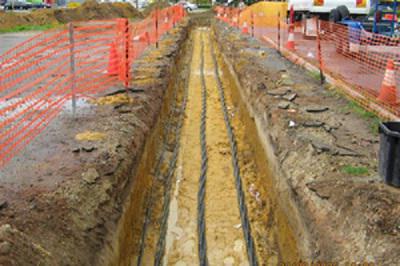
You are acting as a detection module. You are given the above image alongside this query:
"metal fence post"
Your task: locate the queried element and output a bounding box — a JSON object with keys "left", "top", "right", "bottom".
{"left": 251, "top": 11, "right": 254, "bottom": 38}
{"left": 68, "top": 23, "right": 76, "bottom": 117}
{"left": 277, "top": 12, "right": 281, "bottom": 54}
{"left": 172, "top": 7, "right": 176, "bottom": 28}
{"left": 155, "top": 9, "right": 159, "bottom": 48}
{"left": 238, "top": 9, "right": 241, "bottom": 29}
{"left": 124, "top": 18, "right": 131, "bottom": 91}
{"left": 316, "top": 17, "right": 325, "bottom": 84}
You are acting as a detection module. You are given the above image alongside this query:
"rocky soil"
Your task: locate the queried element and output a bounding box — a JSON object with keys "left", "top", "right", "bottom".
{"left": 213, "top": 20, "right": 400, "bottom": 264}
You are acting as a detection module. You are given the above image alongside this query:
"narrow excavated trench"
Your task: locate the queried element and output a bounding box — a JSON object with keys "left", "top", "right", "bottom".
{"left": 112, "top": 24, "right": 300, "bottom": 266}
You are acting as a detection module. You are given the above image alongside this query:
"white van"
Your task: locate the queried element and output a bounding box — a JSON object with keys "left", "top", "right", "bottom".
{"left": 288, "top": 0, "right": 377, "bottom": 20}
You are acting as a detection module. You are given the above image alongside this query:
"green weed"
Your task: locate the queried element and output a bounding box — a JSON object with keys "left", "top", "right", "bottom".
{"left": 0, "top": 24, "right": 59, "bottom": 34}
{"left": 307, "top": 70, "right": 321, "bottom": 81}
{"left": 341, "top": 165, "right": 369, "bottom": 176}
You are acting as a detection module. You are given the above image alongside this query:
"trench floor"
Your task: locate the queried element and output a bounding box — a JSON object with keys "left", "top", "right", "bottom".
{"left": 163, "top": 28, "right": 248, "bottom": 265}
{"left": 136, "top": 27, "right": 298, "bottom": 265}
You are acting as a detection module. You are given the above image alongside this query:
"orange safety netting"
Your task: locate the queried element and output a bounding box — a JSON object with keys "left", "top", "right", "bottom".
{"left": 216, "top": 5, "right": 400, "bottom": 119}
{"left": 0, "top": 5, "right": 186, "bottom": 167}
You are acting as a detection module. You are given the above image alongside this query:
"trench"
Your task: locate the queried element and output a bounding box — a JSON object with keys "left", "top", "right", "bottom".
{"left": 112, "top": 24, "right": 300, "bottom": 266}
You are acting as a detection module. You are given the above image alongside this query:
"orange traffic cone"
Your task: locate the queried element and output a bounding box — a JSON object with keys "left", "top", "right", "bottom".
{"left": 223, "top": 13, "right": 228, "bottom": 23}
{"left": 107, "top": 42, "right": 119, "bottom": 76}
{"left": 233, "top": 16, "right": 238, "bottom": 27}
{"left": 286, "top": 24, "right": 296, "bottom": 51}
{"left": 378, "top": 59, "right": 397, "bottom": 104}
{"left": 242, "top": 21, "right": 249, "bottom": 34}
{"left": 164, "top": 16, "right": 169, "bottom": 30}
{"left": 133, "top": 32, "right": 151, "bottom": 45}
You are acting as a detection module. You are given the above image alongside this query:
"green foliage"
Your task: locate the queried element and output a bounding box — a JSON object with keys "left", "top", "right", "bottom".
{"left": 341, "top": 165, "right": 369, "bottom": 176}
{"left": 308, "top": 70, "right": 322, "bottom": 81}
{"left": 0, "top": 24, "right": 58, "bottom": 33}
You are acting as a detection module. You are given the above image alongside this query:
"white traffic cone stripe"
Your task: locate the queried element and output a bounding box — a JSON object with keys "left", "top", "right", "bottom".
{"left": 383, "top": 70, "right": 396, "bottom": 86}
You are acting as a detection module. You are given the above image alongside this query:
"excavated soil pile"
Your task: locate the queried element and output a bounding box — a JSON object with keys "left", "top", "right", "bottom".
{"left": 213, "top": 20, "right": 400, "bottom": 264}
{"left": 0, "top": 0, "right": 142, "bottom": 31}
{"left": 142, "top": 1, "right": 170, "bottom": 16}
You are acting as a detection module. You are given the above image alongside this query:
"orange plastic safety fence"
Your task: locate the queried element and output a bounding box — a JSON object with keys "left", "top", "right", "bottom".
{"left": 216, "top": 6, "right": 400, "bottom": 118}
{"left": 0, "top": 5, "right": 186, "bottom": 167}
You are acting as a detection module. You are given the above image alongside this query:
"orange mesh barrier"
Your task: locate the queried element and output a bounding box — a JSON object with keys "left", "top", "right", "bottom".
{"left": 216, "top": 6, "right": 400, "bottom": 119}
{"left": 0, "top": 5, "right": 186, "bottom": 167}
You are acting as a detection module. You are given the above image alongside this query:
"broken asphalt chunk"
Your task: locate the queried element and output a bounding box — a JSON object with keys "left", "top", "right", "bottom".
{"left": 306, "top": 106, "right": 329, "bottom": 113}
{"left": 303, "top": 121, "right": 325, "bottom": 128}
{"left": 283, "top": 93, "right": 297, "bottom": 101}
{"left": 267, "top": 88, "right": 290, "bottom": 96}
{"left": 278, "top": 102, "right": 290, "bottom": 110}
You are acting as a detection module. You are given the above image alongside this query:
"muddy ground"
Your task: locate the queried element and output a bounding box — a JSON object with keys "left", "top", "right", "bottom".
{"left": 0, "top": 18, "right": 188, "bottom": 265}
{"left": 0, "top": 0, "right": 142, "bottom": 32}
{"left": 213, "top": 20, "right": 400, "bottom": 264}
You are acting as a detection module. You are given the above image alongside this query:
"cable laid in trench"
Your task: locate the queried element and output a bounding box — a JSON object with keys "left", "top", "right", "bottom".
{"left": 152, "top": 39, "right": 192, "bottom": 266}
{"left": 208, "top": 32, "right": 259, "bottom": 266}
{"left": 197, "top": 33, "right": 209, "bottom": 266}
{"left": 136, "top": 62, "right": 180, "bottom": 266}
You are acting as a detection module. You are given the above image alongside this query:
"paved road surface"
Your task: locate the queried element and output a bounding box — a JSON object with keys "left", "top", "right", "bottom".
{"left": 0, "top": 31, "right": 39, "bottom": 55}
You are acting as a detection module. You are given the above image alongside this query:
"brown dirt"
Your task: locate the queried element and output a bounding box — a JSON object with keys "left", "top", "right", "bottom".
{"left": 0, "top": 19, "right": 188, "bottom": 265}
{"left": 142, "top": 1, "right": 171, "bottom": 17}
{"left": 136, "top": 25, "right": 299, "bottom": 265}
{"left": 0, "top": 0, "right": 142, "bottom": 31}
{"left": 213, "top": 20, "right": 400, "bottom": 264}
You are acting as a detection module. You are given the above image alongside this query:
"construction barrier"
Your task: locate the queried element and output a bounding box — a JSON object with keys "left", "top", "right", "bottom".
{"left": 215, "top": 4, "right": 400, "bottom": 119}
{"left": 0, "top": 5, "right": 186, "bottom": 167}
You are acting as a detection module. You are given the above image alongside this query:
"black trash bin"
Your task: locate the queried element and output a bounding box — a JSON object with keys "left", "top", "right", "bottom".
{"left": 379, "top": 122, "right": 400, "bottom": 187}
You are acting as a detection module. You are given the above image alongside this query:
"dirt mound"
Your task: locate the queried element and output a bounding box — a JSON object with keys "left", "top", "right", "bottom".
{"left": 142, "top": 1, "right": 171, "bottom": 16}
{"left": 0, "top": 0, "right": 142, "bottom": 32}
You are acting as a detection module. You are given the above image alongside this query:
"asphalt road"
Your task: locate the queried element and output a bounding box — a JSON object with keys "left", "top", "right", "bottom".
{"left": 0, "top": 31, "right": 39, "bottom": 55}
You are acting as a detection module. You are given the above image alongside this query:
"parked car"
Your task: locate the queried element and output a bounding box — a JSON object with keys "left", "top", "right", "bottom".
{"left": 179, "top": 1, "right": 198, "bottom": 11}
{"left": 4, "top": 0, "right": 33, "bottom": 10}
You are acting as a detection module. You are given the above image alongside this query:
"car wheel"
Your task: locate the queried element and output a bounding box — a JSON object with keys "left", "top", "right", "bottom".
{"left": 186, "top": 7, "right": 191, "bottom": 12}
{"left": 329, "top": 8, "right": 341, "bottom": 23}
{"left": 337, "top": 5, "right": 350, "bottom": 20}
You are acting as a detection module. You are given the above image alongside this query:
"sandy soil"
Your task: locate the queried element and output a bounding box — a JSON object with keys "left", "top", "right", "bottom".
{"left": 138, "top": 25, "right": 299, "bottom": 265}
{"left": 214, "top": 20, "right": 400, "bottom": 264}
{"left": 162, "top": 28, "right": 202, "bottom": 265}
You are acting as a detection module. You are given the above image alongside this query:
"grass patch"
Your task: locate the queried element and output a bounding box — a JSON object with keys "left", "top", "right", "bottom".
{"left": 0, "top": 24, "right": 59, "bottom": 34}
{"left": 341, "top": 165, "right": 369, "bottom": 176}
{"left": 307, "top": 70, "right": 321, "bottom": 81}
{"left": 345, "top": 101, "right": 381, "bottom": 135}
